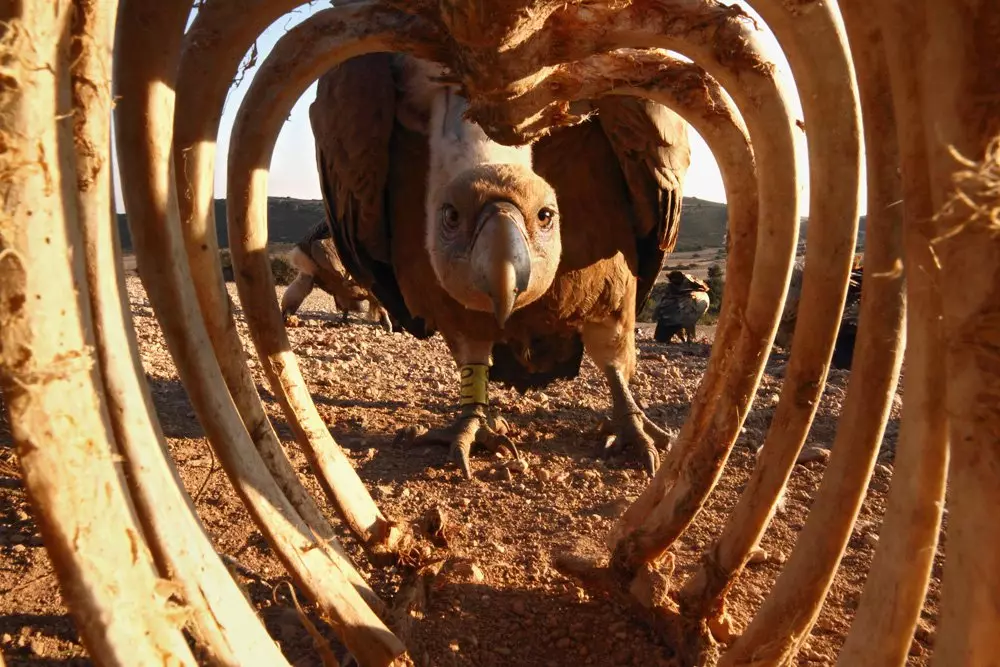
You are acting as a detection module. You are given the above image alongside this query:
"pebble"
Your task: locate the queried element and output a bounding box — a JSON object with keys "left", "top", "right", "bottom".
{"left": 797, "top": 446, "right": 830, "bottom": 464}
{"left": 863, "top": 532, "right": 880, "bottom": 548}
{"left": 12, "top": 544, "right": 26, "bottom": 553}
{"left": 748, "top": 547, "right": 768, "bottom": 565}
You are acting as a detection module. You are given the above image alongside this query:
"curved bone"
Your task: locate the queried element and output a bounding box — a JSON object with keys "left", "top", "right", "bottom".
{"left": 830, "top": 1, "right": 954, "bottom": 664}
{"left": 587, "top": 2, "right": 800, "bottom": 573}
{"left": 173, "top": 0, "right": 370, "bottom": 562}
{"left": 113, "top": 2, "right": 404, "bottom": 663}
{"left": 723, "top": 2, "right": 944, "bottom": 663}
{"left": 70, "top": 2, "right": 292, "bottom": 663}
{"left": 831, "top": 3, "right": 937, "bottom": 665}
{"left": 508, "top": 53, "right": 760, "bottom": 470}
{"left": 0, "top": 2, "right": 195, "bottom": 663}
{"left": 918, "top": 1, "right": 1000, "bottom": 663}
{"left": 223, "top": 4, "right": 439, "bottom": 562}
{"left": 677, "top": 0, "right": 865, "bottom": 630}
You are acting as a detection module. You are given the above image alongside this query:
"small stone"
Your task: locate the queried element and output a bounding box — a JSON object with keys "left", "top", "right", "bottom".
{"left": 507, "top": 458, "right": 529, "bottom": 474}
{"left": 909, "top": 641, "right": 924, "bottom": 657}
{"left": 863, "top": 532, "right": 880, "bottom": 548}
{"left": 533, "top": 468, "right": 552, "bottom": 483}
{"left": 1, "top": 633, "right": 11, "bottom": 645}
{"left": 11, "top": 544, "right": 26, "bottom": 553}
{"left": 707, "top": 612, "right": 735, "bottom": 643}
{"left": 797, "top": 446, "right": 830, "bottom": 464}
{"left": 748, "top": 547, "right": 768, "bottom": 565}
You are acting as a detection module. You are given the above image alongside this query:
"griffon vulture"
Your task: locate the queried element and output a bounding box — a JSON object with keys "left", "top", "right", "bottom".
{"left": 310, "top": 54, "right": 690, "bottom": 477}
{"left": 653, "top": 271, "right": 711, "bottom": 344}
{"left": 280, "top": 220, "right": 395, "bottom": 331}
{"left": 776, "top": 259, "right": 864, "bottom": 370}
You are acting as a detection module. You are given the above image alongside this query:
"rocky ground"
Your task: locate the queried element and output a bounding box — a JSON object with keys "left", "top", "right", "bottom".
{"left": 0, "top": 270, "right": 941, "bottom": 667}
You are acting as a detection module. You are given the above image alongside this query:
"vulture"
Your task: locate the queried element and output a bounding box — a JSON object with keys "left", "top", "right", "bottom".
{"left": 280, "top": 220, "right": 395, "bottom": 331}
{"left": 653, "top": 270, "right": 711, "bottom": 343}
{"left": 775, "top": 258, "right": 865, "bottom": 370}
{"left": 310, "top": 54, "right": 690, "bottom": 476}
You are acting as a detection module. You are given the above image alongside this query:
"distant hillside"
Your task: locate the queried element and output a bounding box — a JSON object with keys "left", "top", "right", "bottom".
{"left": 115, "top": 195, "right": 864, "bottom": 253}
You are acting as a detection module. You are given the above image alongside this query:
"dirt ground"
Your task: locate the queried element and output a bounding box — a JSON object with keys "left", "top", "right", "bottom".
{"left": 0, "top": 264, "right": 942, "bottom": 666}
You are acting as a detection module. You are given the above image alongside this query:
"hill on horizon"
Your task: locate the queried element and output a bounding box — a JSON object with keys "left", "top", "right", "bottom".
{"left": 116, "top": 195, "right": 865, "bottom": 256}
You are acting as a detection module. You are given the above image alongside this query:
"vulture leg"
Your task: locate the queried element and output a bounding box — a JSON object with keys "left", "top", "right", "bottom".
{"left": 587, "top": 321, "right": 671, "bottom": 475}
{"left": 406, "top": 338, "right": 519, "bottom": 479}
{"left": 280, "top": 272, "right": 315, "bottom": 321}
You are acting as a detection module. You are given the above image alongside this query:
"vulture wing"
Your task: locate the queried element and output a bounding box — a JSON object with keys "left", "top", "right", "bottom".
{"left": 594, "top": 96, "right": 690, "bottom": 311}
{"left": 309, "top": 54, "right": 431, "bottom": 338}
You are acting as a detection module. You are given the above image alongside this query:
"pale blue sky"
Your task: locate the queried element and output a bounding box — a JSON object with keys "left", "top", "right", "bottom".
{"left": 113, "top": 2, "right": 868, "bottom": 217}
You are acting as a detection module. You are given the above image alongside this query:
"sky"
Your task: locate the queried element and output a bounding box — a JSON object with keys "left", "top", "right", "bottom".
{"left": 112, "top": 1, "right": 868, "bottom": 217}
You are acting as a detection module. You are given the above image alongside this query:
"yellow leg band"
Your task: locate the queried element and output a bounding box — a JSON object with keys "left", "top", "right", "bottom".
{"left": 459, "top": 364, "right": 489, "bottom": 407}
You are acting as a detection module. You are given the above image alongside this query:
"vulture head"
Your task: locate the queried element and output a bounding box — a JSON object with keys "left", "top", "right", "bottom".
{"left": 427, "top": 163, "right": 562, "bottom": 327}
{"left": 667, "top": 270, "right": 710, "bottom": 293}
{"left": 417, "top": 61, "right": 563, "bottom": 328}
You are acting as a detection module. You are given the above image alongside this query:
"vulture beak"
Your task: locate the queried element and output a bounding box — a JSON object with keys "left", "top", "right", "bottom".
{"left": 470, "top": 200, "right": 532, "bottom": 327}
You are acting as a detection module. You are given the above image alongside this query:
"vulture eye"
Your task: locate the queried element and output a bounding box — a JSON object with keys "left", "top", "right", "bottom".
{"left": 537, "top": 207, "right": 556, "bottom": 228}
{"left": 440, "top": 204, "right": 460, "bottom": 230}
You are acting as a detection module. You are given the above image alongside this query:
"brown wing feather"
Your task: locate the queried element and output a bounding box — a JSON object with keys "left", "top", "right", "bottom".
{"left": 594, "top": 97, "right": 690, "bottom": 310}
{"left": 309, "top": 54, "right": 431, "bottom": 338}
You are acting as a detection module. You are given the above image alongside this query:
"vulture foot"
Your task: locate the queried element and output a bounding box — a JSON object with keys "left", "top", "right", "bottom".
{"left": 402, "top": 405, "right": 520, "bottom": 479}
{"left": 597, "top": 411, "right": 671, "bottom": 475}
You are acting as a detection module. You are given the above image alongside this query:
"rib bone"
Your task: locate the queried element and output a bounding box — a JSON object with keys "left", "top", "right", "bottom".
{"left": 919, "top": 0, "right": 1000, "bottom": 662}
{"left": 678, "top": 0, "right": 866, "bottom": 642}
{"left": 0, "top": 2, "right": 196, "bottom": 663}
{"left": 173, "top": 0, "right": 380, "bottom": 567}
{"left": 113, "top": 1, "right": 405, "bottom": 663}
{"left": 595, "top": 2, "right": 800, "bottom": 577}
{"left": 223, "top": 4, "right": 438, "bottom": 565}
{"left": 71, "top": 1, "right": 293, "bottom": 662}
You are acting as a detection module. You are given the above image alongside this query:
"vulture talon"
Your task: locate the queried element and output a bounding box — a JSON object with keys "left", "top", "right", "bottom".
{"left": 598, "top": 412, "right": 669, "bottom": 476}
{"left": 412, "top": 407, "right": 519, "bottom": 479}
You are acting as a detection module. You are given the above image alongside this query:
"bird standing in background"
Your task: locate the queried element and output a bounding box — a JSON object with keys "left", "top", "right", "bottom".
{"left": 653, "top": 271, "right": 711, "bottom": 344}
{"left": 775, "top": 259, "right": 864, "bottom": 370}
{"left": 310, "top": 53, "right": 691, "bottom": 477}
{"left": 280, "top": 220, "right": 395, "bottom": 332}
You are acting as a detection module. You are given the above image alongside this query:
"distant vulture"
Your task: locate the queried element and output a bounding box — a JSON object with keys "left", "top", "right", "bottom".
{"left": 280, "top": 220, "right": 395, "bottom": 331}
{"left": 311, "top": 54, "right": 690, "bottom": 476}
{"left": 653, "top": 271, "right": 711, "bottom": 343}
{"left": 775, "top": 259, "right": 864, "bottom": 370}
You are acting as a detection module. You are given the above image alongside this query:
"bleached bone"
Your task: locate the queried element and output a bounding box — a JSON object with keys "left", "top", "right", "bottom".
{"left": 173, "top": 0, "right": 391, "bottom": 567}
{"left": 0, "top": 2, "right": 196, "bottom": 663}
{"left": 831, "top": 2, "right": 954, "bottom": 664}
{"left": 113, "top": 2, "right": 405, "bottom": 664}
{"left": 917, "top": 1, "right": 1000, "bottom": 663}
{"left": 584, "top": 6, "right": 801, "bottom": 575}
{"left": 675, "top": 0, "right": 864, "bottom": 642}
{"left": 494, "top": 48, "right": 760, "bottom": 513}
{"left": 221, "top": 4, "right": 439, "bottom": 570}
{"left": 831, "top": 3, "right": 936, "bottom": 665}
{"left": 715, "top": 6, "right": 905, "bottom": 665}
{"left": 70, "top": 1, "right": 293, "bottom": 662}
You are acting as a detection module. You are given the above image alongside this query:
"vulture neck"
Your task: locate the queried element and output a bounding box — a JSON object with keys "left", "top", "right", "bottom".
{"left": 426, "top": 86, "right": 533, "bottom": 207}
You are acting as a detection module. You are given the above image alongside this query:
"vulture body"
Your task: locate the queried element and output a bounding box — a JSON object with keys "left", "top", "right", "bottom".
{"left": 775, "top": 259, "right": 865, "bottom": 370}
{"left": 310, "top": 54, "right": 690, "bottom": 475}
{"left": 280, "top": 220, "right": 395, "bottom": 331}
{"left": 653, "top": 271, "right": 711, "bottom": 344}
